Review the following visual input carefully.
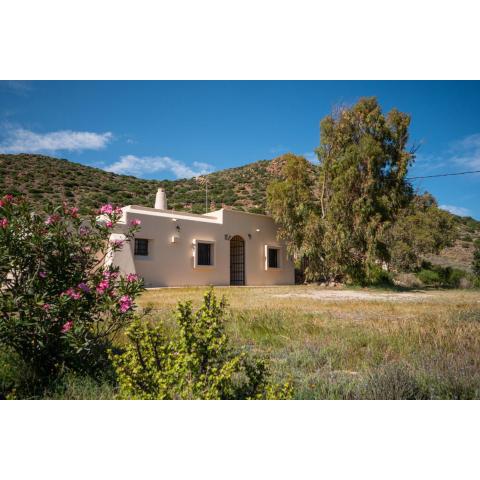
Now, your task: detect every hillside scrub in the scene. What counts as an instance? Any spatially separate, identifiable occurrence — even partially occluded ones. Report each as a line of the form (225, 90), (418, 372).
(0, 154), (279, 215)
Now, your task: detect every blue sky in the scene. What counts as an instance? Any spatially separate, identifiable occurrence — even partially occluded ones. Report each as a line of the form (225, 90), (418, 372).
(1, 80), (480, 219)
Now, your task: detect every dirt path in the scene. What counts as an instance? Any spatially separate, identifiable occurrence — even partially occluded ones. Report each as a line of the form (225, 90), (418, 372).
(273, 289), (434, 302)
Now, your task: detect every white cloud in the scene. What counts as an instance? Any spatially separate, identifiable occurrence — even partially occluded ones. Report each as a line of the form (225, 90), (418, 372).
(449, 133), (480, 169)
(0, 81), (33, 95)
(439, 204), (471, 217)
(0, 127), (113, 153)
(105, 154), (214, 179)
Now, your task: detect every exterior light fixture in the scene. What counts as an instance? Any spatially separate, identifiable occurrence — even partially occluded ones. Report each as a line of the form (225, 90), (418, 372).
(176, 225), (181, 232)
(255, 228), (260, 232)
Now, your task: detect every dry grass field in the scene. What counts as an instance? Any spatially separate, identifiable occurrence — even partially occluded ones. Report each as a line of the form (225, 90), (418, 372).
(138, 285), (480, 399)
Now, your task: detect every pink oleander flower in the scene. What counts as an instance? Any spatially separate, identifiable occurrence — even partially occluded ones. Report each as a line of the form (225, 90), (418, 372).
(0, 200), (3, 208)
(126, 273), (138, 282)
(69, 207), (79, 217)
(106, 221), (114, 228)
(114, 207), (123, 214)
(103, 270), (119, 280)
(38, 271), (47, 278)
(3, 194), (14, 203)
(64, 287), (81, 300)
(130, 218), (141, 226)
(110, 239), (124, 248)
(78, 282), (90, 293)
(119, 295), (133, 313)
(45, 214), (60, 226)
(99, 204), (114, 215)
(0, 218), (8, 228)
(61, 320), (74, 333)
(96, 279), (110, 294)
(42, 303), (51, 311)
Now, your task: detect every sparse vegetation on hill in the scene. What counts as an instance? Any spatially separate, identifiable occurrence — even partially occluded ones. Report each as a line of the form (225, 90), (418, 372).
(1, 152), (479, 271)
(0, 153), (305, 215)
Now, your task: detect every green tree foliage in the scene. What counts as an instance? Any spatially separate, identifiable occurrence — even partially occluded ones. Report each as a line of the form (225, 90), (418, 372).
(267, 154), (323, 276)
(386, 193), (455, 271)
(317, 98), (414, 282)
(111, 289), (293, 399)
(268, 98), (417, 283)
(0, 194), (144, 393)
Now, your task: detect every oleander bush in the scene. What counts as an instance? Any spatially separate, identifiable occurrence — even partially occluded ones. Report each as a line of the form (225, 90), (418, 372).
(111, 288), (293, 399)
(0, 194), (144, 396)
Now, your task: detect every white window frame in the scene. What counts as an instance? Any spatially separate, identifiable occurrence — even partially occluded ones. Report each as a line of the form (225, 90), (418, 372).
(193, 239), (216, 269)
(264, 244), (281, 271)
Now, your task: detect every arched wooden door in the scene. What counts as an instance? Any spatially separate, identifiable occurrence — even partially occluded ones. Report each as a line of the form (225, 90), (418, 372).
(230, 235), (245, 286)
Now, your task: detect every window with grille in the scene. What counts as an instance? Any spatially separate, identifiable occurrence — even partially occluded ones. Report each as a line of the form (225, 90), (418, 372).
(134, 238), (149, 256)
(268, 247), (279, 268)
(197, 242), (213, 266)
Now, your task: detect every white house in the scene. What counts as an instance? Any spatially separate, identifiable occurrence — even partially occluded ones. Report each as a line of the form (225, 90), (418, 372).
(109, 188), (295, 287)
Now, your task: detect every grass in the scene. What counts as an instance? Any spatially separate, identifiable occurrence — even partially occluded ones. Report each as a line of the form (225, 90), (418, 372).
(9, 285), (479, 399)
(136, 285), (480, 399)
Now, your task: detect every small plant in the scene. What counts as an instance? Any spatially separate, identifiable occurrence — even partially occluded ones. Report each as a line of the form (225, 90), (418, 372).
(111, 289), (293, 399)
(0, 194), (144, 394)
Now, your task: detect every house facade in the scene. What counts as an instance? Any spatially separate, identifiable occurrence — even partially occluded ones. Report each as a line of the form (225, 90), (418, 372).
(109, 188), (295, 287)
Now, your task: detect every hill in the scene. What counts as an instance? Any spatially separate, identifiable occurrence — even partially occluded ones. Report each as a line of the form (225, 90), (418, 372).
(1, 153), (479, 270)
(0, 153), (299, 215)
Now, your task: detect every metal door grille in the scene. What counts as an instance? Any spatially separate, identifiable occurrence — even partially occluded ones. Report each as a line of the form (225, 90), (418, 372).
(230, 236), (245, 286)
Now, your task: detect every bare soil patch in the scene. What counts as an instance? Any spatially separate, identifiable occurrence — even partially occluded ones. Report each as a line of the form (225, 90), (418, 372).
(273, 289), (433, 302)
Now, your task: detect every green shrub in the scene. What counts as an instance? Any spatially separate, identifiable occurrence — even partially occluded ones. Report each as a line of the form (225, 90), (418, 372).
(417, 265), (470, 288)
(417, 269), (441, 286)
(0, 195), (144, 394)
(366, 264), (393, 286)
(361, 362), (428, 400)
(473, 242), (480, 278)
(111, 289), (293, 399)
(447, 268), (466, 288)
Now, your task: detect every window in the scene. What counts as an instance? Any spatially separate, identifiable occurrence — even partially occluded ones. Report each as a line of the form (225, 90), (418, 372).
(193, 239), (215, 268)
(268, 247), (279, 269)
(134, 238), (149, 256)
(197, 242), (213, 266)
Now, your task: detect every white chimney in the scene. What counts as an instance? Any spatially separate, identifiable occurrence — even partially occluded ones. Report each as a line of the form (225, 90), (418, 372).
(155, 188), (167, 210)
